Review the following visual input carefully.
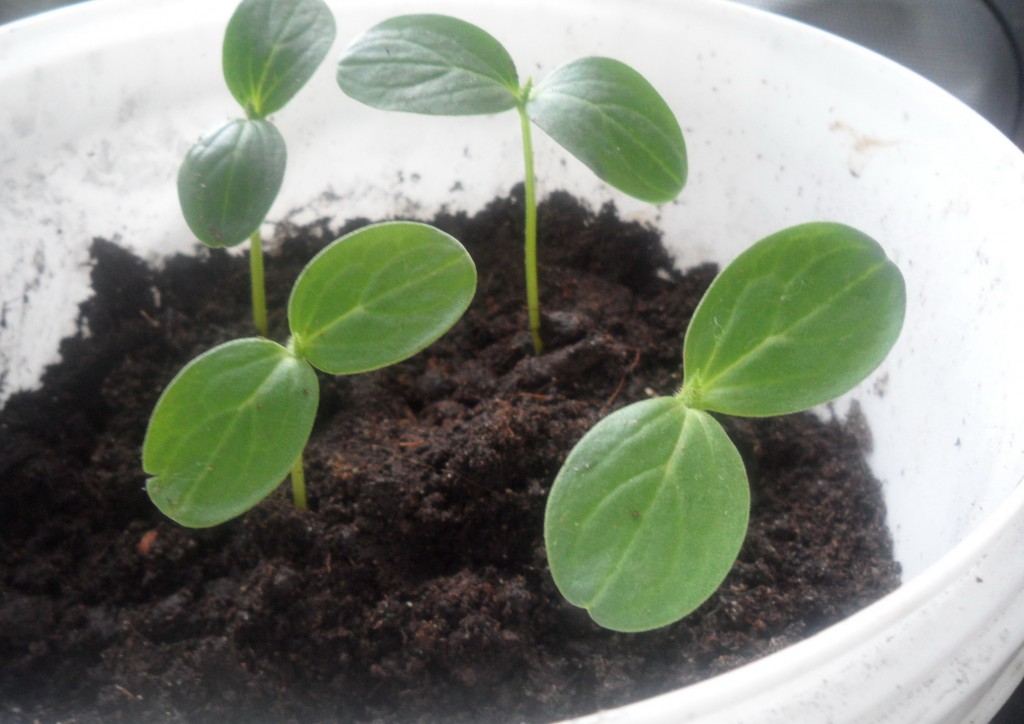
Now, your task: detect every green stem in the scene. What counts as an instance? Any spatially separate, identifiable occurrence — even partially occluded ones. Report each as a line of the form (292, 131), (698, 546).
(517, 94), (542, 355)
(249, 229), (269, 337)
(290, 450), (307, 510)
(675, 378), (699, 408)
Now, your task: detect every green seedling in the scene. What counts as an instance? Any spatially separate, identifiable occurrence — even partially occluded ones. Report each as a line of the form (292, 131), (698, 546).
(336, 14), (687, 354)
(178, 0), (336, 335)
(544, 222), (906, 632)
(143, 222), (477, 528)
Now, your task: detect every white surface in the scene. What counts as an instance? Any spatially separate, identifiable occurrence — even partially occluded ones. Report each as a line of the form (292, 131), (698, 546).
(2, 0), (1024, 721)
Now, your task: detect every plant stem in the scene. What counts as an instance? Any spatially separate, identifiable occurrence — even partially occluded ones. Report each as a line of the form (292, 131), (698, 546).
(249, 228), (269, 337)
(290, 450), (307, 510)
(517, 94), (543, 355)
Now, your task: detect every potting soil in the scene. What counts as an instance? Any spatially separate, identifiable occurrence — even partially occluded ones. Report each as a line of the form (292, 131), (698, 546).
(0, 191), (900, 723)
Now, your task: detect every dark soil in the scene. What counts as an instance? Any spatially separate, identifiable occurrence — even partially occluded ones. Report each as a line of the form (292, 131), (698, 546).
(0, 190), (900, 723)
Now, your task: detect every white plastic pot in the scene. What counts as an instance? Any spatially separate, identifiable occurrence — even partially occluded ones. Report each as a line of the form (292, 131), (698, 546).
(2, 1), (1023, 721)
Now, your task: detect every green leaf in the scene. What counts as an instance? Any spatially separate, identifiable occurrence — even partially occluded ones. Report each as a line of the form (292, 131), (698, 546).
(527, 57), (687, 203)
(682, 222), (906, 417)
(545, 222), (905, 631)
(177, 118), (286, 248)
(336, 14), (519, 115)
(143, 338), (318, 528)
(545, 398), (749, 632)
(223, 0), (336, 118)
(289, 222), (477, 375)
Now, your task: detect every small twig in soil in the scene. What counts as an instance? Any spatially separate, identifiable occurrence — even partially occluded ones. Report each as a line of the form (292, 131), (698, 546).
(599, 349), (641, 416)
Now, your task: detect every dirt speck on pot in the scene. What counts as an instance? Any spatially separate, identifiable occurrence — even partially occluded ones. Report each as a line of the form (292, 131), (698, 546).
(0, 190), (900, 723)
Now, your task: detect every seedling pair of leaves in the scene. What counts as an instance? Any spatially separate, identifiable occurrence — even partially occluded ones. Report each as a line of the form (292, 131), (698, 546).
(177, 0), (336, 335)
(544, 222), (906, 632)
(143, 222), (477, 528)
(336, 14), (688, 354)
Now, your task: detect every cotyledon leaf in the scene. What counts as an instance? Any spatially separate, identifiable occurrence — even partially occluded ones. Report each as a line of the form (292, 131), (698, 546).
(544, 397), (749, 632)
(681, 222), (906, 417)
(223, 0), (337, 118)
(527, 57), (687, 204)
(288, 222), (477, 375)
(143, 337), (318, 528)
(177, 117), (286, 248)
(336, 14), (520, 115)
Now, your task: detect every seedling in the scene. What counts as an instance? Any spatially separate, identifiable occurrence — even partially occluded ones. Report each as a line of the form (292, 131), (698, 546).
(157, 0), (339, 520)
(177, 0), (336, 335)
(544, 222), (906, 632)
(336, 14), (687, 354)
(143, 222), (477, 528)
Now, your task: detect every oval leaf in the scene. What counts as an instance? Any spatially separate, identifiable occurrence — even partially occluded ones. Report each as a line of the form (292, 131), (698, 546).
(177, 118), (286, 248)
(527, 57), (687, 203)
(289, 222), (477, 375)
(545, 398), (749, 632)
(223, 0), (336, 118)
(143, 338), (318, 528)
(337, 14), (519, 115)
(682, 222), (906, 417)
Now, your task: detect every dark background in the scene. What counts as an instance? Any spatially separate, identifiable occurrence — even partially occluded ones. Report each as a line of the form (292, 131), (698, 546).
(2, 1), (1022, 721)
